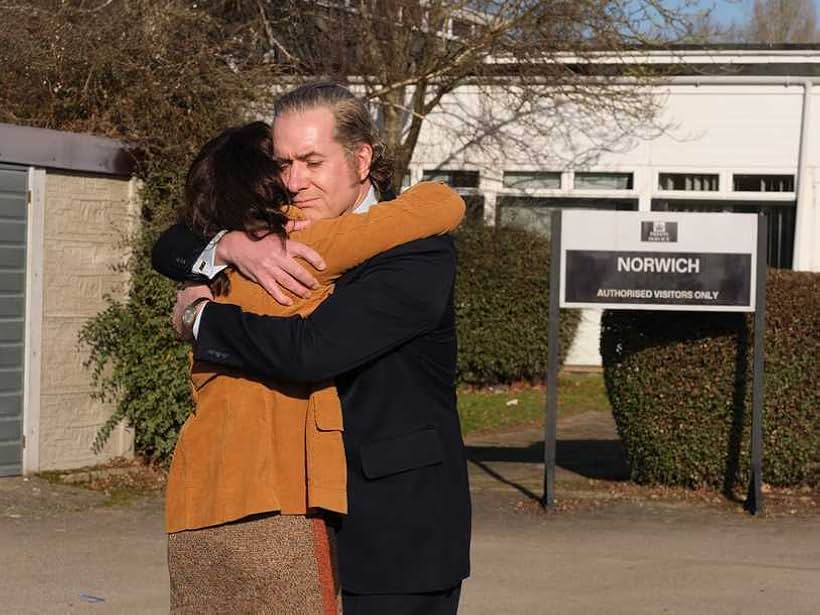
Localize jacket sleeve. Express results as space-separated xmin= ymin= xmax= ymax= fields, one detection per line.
xmin=295 ymin=182 xmax=464 ymax=285
xmin=151 ymin=223 xmax=211 ymax=283
xmin=194 ymin=236 xmax=455 ymax=382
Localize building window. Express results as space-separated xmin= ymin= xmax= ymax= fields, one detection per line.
xmin=733 ymin=174 xmax=795 ymax=192
xmin=497 ymin=196 xmax=637 ymax=239
xmin=574 ymin=172 xmax=633 ymax=190
xmin=652 ymin=199 xmax=795 ymax=269
xmin=462 ymin=194 xmax=485 ymax=224
xmin=502 ymin=171 xmax=561 ymax=190
xmin=658 ymin=173 xmax=719 ymax=191
xmin=422 ymin=169 xmax=479 ymax=189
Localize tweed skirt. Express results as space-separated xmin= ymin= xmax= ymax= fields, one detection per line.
xmin=168 ymin=513 xmax=341 ymax=614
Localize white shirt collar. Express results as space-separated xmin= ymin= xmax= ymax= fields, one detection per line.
xmin=354 ymin=184 xmax=378 ymax=213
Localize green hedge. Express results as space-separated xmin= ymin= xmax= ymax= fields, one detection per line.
xmin=455 ymin=224 xmax=580 ymax=385
xmin=601 ymin=270 xmax=819 ymax=489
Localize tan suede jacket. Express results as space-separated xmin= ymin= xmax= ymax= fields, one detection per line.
xmin=165 ymin=182 xmax=466 ymax=533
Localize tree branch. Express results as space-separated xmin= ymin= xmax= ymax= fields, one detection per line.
xmin=255 ymin=0 xmax=303 ymax=67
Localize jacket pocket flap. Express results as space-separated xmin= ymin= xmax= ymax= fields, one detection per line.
xmin=360 ymin=427 xmax=443 ymax=479
xmin=313 ymin=400 xmax=344 ymax=432
xmin=311 ymin=386 xmax=344 ymax=431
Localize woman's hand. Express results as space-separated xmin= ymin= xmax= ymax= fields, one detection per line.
xmin=215 ymin=230 xmax=325 ymax=306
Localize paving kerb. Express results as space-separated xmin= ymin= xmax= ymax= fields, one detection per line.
xmin=1 ymin=411 xmax=818 ymax=614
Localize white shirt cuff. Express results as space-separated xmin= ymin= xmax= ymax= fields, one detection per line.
xmin=192 ymin=302 xmax=207 ymax=340
xmin=192 ymin=230 xmax=229 ymax=279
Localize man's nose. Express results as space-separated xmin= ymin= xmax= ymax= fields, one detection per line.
xmin=284 ymin=164 xmax=308 ymax=193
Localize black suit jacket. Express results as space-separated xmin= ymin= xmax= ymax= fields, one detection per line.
xmin=151 ymin=224 xmax=213 ymax=283
xmin=152 ymin=225 xmax=471 ymax=594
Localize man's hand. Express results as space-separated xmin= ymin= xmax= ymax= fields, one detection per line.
xmin=173 ymin=283 xmax=214 ymax=339
xmin=216 ymin=231 xmax=326 ymax=306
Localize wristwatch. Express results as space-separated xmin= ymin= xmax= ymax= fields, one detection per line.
xmin=180 ymin=297 xmax=211 ymax=341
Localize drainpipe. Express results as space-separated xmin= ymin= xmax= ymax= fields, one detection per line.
xmin=792 ymin=81 xmax=812 ymax=271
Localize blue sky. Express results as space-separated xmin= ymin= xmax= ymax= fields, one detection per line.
xmin=694 ymin=0 xmax=820 ymax=26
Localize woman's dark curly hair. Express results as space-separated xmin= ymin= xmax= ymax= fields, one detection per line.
xmin=177 ymin=121 xmax=289 ymax=295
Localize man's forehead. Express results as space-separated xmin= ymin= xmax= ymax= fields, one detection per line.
xmin=272 ymin=107 xmax=338 ymax=157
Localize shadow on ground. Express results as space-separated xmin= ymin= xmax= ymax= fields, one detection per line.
xmin=467 ymin=440 xmax=629 ymax=481
xmin=465 ymin=412 xmax=630 ymax=502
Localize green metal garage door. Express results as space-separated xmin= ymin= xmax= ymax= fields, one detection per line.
xmin=0 ymin=165 xmax=27 ymax=476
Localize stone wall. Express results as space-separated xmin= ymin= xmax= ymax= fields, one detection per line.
xmin=38 ymin=172 xmax=138 ymax=470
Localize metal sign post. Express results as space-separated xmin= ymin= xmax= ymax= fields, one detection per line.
xmin=542 ymin=210 xmax=766 ymax=514
xmin=745 ymin=213 xmax=768 ymax=515
xmin=543 ymin=211 xmax=561 ymax=509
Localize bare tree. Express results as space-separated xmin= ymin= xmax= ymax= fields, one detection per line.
xmin=0 ymin=0 xmax=276 ymax=171
xmin=233 ymin=0 xmax=719 ymax=192
xmin=3 ymin=0 xmax=719 ymax=193
xmin=744 ymin=0 xmax=819 ymax=43
xmin=684 ymin=7 xmax=744 ymax=43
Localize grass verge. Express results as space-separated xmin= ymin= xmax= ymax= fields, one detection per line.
xmin=458 ymin=371 xmax=610 ymax=435
xmin=36 ymin=458 xmax=166 ymax=507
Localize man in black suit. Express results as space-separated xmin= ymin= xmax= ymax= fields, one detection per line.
xmin=154 ymin=82 xmax=471 ymax=614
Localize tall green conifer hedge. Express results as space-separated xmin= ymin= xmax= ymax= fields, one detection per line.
xmin=455 ymin=224 xmax=580 ymax=384
xmin=602 ymin=270 xmax=819 ymax=489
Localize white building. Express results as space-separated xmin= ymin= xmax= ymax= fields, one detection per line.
xmin=405 ymin=46 xmax=820 ymax=365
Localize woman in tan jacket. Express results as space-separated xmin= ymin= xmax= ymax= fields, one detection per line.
xmin=164 ymin=121 xmax=465 ymax=614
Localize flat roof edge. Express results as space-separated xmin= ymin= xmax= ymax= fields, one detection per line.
xmin=0 ymin=123 xmax=135 ymax=176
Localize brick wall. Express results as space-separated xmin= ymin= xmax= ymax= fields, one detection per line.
xmin=38 ymin=172 xmax=138 ymax=470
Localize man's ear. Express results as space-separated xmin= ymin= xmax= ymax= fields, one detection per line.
xmin=354 ymin=143 xmax=373 ymax=182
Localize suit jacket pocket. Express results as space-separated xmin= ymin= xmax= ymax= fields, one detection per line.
xmin=360 ymin=427 xmax=443 ymax=479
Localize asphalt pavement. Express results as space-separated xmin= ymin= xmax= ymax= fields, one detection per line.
xmin=2 ymin=412 xmax=818 ymax=614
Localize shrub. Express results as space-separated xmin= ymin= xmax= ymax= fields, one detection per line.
xmin=78 ymin=201 xmax=194 ymax=462
xmin=601 ymin=270 xmax=819 ymax=489
xmin=455 ymin=224 xmax=580 ymax=385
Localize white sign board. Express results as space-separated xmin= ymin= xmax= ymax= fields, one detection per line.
xmin=560 ymin=211 xmax=758 ymax=312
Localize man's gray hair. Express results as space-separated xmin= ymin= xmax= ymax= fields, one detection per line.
xmin=274 ymin=82 xmax=394 ymax=191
